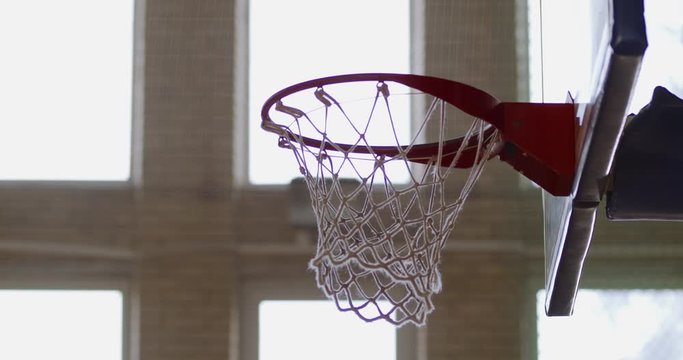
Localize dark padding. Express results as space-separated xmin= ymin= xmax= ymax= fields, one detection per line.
xmin=611 ymin=0 xmax=648 ymax=56
xmin=607 ymin=87 xmax=683 ymax=220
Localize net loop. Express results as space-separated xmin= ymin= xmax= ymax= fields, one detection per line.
xmin=263 ymin=75 xmax=502 ymax=326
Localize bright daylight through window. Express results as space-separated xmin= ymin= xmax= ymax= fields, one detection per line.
xmin=527 ymin=0 xmax=682 ymax=109
xmin=0 ymin=290 xmax=124 ymax=360
xmin=537 ymin=289 xmax=683 ymax=359
xmin=259 ymin=300 xmax=396 ymax=360
xmin=627 ymin=0 xmax=683 ymax=113
xmin=0 ymin=0 xmax=133 ymax=181
xmin=248 ymin=0 xmax=410 ymax=184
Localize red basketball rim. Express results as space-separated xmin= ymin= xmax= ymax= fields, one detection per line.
xmin=261 ymin=73 xmax=503 ymax=168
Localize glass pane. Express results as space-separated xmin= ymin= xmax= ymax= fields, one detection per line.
xmin=249 ymin=0 xmax=410 ymax=184
xmin=528 ymin=0 xmax=683 ymax=109
xmin=0 ymin=0 xmax=133 ymax=181
xmin=537 ymin=289 xmax=683 ymax=359
xmin=527 ymin=0 xmax=602 ymax=103
xmin=259 ymin=300 xmax=396 ymax=360
xmin=0 ymin=290 xmax=123 ymax=360
xmin=629 ymin=0 xmax=683 ymax=113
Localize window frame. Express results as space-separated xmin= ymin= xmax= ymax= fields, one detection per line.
xmin=524 ymin=256 xmax=683 ymax=360
xmin=240 ymin=276 xmax=424 ymax=360
xmin=0 ymin=0 xmax=144 ymax=187
xmin=233 ymin=0 xmax=425 ymax=188
xmin=0 ymin=278 xmax=134 ymax=360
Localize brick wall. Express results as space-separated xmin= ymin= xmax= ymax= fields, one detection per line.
xmin=429 ymin=252 xmax=525 ymax=360
xmin=139 ymin=252 xmax=235 ymax=360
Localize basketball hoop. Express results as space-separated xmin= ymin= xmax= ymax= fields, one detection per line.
xmin=261 ymin=73 xmax=576 ymax=326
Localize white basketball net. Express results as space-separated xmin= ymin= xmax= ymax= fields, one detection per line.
xmin=271 ymin=80 xmax=501 ymax=326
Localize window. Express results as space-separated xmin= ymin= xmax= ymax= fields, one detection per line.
xmin=0 ymin=0 xmax=134 ymax=181
xmin=526 ymin=0 xmax=597 ymax=103
xmin=248 ymin=0 xmax=411 ymax=184
xmin=628 ymin=0 xmax=683 ymax=113
xmin=241 ymin=278 xmax=420 ymax=360
xmin=527 ymin=0 xmax=683 ymax=108
xmin=537 ymin=289 xmax=683 ymax=359
xmin=0 ymin=289 xmax=124 ymax=360
xmin=260 ymin=300 xmax=396 ymax=360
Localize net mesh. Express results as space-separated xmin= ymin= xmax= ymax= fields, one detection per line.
xmin=271 ymin=80 xmax=501 ymax=326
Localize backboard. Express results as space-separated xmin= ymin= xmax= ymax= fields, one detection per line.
xmin=536 ymin=0 xmax=647 ymax=315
